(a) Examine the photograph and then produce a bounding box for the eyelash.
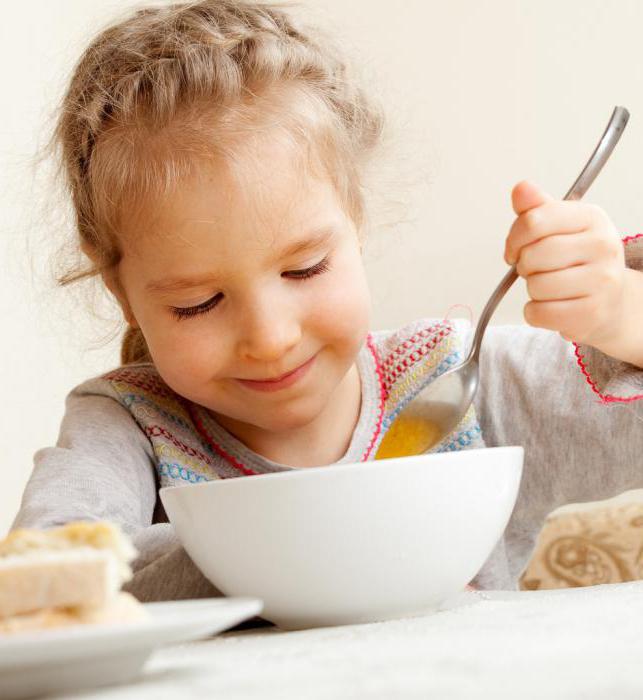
[169,256,331,321]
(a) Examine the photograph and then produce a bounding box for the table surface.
[48,581,643,700]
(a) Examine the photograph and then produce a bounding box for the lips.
[236,354,317,393]
[257,365,305,383]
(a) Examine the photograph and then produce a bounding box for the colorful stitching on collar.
[361,333,387,461]
[146,424,218,467]
[382,324,454,391]
[185,402,258,476]
[380,321,454,380]
[103,367,175,399]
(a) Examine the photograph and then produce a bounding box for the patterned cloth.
[521,499,643,590]
[101,318,485,489]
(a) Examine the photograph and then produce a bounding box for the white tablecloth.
[50,582,643,699]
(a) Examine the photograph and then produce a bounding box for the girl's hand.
[504,180,631,351]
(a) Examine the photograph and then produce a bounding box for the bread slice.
[0,521,148,634]
[0,591,147,634]
[0,547,123,618]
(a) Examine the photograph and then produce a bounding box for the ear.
[103,268,139,330]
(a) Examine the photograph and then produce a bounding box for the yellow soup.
[375,414,442,459]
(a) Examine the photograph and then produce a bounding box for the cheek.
[306,256,371,348]
[143,315,230,388]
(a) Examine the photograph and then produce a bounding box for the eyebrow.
[144,227,336,294]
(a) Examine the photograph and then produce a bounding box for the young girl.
[12,0,643,600]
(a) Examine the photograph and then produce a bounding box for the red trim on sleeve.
[571,233,643,404]
[572,342,643,404]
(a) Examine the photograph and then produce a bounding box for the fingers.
[505,201,597,265]
[523,297,603,341]
[525,264,604,302]
[508,181,627,347]
[514,232,594,276]
[511,180,554,216]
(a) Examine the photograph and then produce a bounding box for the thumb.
[511,180,554,216]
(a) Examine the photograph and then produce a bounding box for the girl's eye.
[170,293,223,321]
[283,256,331,280]
[169,257,330,321]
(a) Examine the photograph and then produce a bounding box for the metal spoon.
[385,106,630,456]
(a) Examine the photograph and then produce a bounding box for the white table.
[49,582,643,699]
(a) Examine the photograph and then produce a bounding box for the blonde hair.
[43,0,384,365]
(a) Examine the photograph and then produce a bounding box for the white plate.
[0,597,263,700]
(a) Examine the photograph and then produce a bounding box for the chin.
[253,399,324,433]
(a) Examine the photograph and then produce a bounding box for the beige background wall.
[3,0,643,536]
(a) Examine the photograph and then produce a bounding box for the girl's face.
[114,136,371,436]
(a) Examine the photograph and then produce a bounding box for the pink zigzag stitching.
[145,424,216,468]
[380,321,454,376]
[186,402,259,477]
[103,368,177,401]
[361,333,387,461]
[572,233,643,403]
[104,368,217,465]
[382,329,453,391]
[381,321,455,392]
[362,323,456,459]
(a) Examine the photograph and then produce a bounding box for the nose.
[235,294,302,363]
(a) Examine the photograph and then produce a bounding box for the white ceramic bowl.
[160,446,523,630]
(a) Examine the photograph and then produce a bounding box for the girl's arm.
[124,524,223,601]
[12,383,221,602]
[473,320,643,586]
[472,180,643,587]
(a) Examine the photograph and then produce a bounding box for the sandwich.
[0,520,148,634]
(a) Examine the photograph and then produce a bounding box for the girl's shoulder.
[66,361,183,411]
[65,363,229,487]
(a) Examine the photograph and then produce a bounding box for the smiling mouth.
[257,366,303,382]
[235,354,317,392]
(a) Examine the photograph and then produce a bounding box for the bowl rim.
[159,445,524,496]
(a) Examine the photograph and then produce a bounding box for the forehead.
[119,137,347,264]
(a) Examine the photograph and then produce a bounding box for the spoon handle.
[466,106,630,364]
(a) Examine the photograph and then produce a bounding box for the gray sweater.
[11,237,643,599]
